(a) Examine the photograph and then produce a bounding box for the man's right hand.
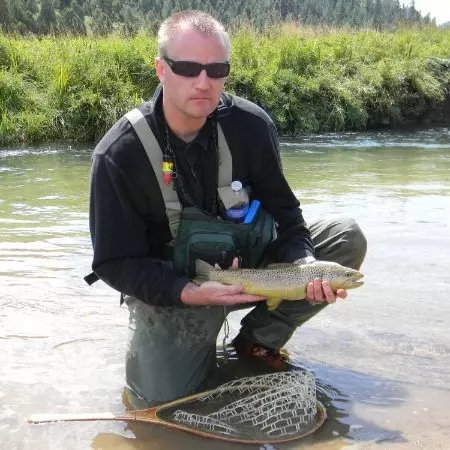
[180,281,266,307]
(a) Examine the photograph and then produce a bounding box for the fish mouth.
[346,272,364,288]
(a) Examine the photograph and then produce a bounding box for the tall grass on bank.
[1,26,449,146]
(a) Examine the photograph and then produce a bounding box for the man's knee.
[313,215,367,269]
[341,217,367,268]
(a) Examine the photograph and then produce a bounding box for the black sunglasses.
[164,57,230,79]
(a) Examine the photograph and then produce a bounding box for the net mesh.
[166,371,319,440]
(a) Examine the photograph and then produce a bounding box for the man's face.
[156,28,229,121]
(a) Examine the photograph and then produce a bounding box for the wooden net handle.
[28,410,157,424]
[29,412,116,423]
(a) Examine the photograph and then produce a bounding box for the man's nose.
[194,69,210,88]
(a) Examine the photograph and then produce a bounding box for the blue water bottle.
[225,181,249,221]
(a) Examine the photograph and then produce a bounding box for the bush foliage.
[0,26,449,146]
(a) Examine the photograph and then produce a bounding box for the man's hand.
[181,257,266,307]
[180,281,266,307]
[305,279,347,305]
[293,256,348,305]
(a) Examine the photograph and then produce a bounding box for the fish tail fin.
[266,297,282,311]
[193,259,215,284]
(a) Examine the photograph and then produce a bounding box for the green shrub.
[0,26,449,145]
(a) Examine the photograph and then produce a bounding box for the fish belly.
[242,283,307,303]
[213,272,308,310]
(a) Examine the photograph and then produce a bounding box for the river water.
[1,128,449,450]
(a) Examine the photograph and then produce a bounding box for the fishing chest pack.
[172,205,274,277]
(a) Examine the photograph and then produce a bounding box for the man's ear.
[155,58,165,83]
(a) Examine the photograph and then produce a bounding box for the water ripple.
[281,127,450,150]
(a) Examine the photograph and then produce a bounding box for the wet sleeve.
[250,121,315,263]
[89,152,189,306]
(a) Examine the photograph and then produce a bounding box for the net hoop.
[151,400,327,444]
[154,370,327,444]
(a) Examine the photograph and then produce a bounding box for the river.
[1,128,449,450]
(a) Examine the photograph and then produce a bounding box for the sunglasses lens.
[206,63,230,78]
[173,61,202,77]
[167,58,230,78]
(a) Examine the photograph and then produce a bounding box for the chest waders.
[121,109,274,404]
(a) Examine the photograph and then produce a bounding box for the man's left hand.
[305,279,347,305]
[293,256,348,305]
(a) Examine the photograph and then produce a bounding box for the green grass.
[1,26,449,146]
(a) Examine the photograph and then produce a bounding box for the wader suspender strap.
[124,108,233,237]
[124,108,180,212]
[216,125,233,187]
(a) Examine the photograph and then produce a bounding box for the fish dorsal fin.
[195,259,214,274]
[193,259,217,284]
[265,263,295,269]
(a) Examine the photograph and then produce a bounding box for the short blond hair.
[157,10,230,58]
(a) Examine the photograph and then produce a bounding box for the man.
[87,11,366,406]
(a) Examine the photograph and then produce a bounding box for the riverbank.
[1,26,449,146]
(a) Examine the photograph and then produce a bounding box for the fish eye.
[345,272,353,277]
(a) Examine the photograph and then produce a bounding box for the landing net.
[160,370,323,441]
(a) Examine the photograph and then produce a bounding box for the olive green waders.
[124,215,367,405]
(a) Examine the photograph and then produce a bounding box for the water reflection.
[314,369,407,445]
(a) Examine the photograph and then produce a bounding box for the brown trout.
[194,260,364,311]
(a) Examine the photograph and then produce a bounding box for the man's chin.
[186,106,217,120]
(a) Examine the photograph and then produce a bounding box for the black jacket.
[89,86,315,306]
